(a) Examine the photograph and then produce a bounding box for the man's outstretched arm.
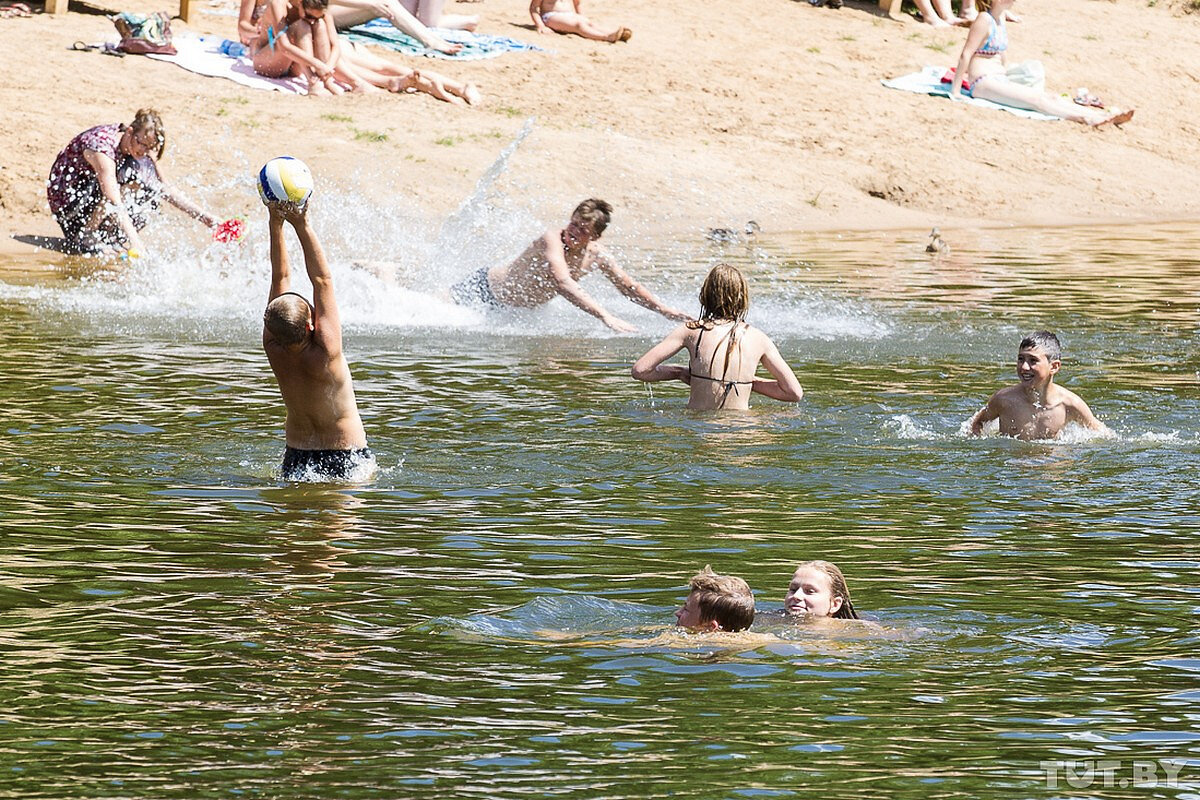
[281,203,342,354]
[268,204,290,302]
[594,249,690,321]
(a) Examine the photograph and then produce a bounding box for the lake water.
[1,215,1198,799]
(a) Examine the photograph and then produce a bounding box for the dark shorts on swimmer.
[449,267,501,308]
[281,446,375,481]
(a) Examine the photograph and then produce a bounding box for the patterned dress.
[46,124,161,250]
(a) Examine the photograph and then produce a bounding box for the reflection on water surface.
[0,221,1198,799]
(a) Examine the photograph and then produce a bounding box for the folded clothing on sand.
[881,65,1059,121]
[344,20,546,60]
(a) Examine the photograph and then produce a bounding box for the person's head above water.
[698,263,749,322]
[1017,330,1062,387]
[563,198,612,248]
[785,560,860,620]
[264,292,314,347]
[675,565,755,632]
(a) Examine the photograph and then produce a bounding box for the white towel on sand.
[147,33,308,94]
[882,65,1059,121]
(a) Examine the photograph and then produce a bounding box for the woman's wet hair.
[795,560,860,620]
[571,198,613,236]
[697,263,749,323]
[264,294,313,345]
[130,108,166,160]
[1019,330,1062,362]
[301,0,329,9]
[690,565,756,632]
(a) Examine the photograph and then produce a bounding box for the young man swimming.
[969,330,1107,440]
[450,198,689,333]
[674,566,756,632]
[262,201,373,481]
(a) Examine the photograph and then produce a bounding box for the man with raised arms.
[450,198,689,332]
[262,201,373,481]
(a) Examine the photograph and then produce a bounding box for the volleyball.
[257,156,314,206]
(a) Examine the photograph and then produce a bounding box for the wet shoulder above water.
[0,221,1198,800]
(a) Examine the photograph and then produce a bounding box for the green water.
[1,222,1198,799]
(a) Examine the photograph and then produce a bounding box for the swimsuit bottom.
[281,446,374,481]
[541,11,568,22]
[449,267,501,308]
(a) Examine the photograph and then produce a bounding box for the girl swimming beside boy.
[949,0,1134,126]
[785,561,859,620]
[631,264,803,411]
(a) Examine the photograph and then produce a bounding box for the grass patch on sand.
[353,129,389,142]
[322,113,354,123]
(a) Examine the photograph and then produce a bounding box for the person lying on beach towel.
[950,0,1133,126]
[338,41,482,103]
[530,0,631,43]
[330,0,477,54]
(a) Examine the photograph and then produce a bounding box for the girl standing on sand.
[949,0,1133,126]
[631,264,803,411]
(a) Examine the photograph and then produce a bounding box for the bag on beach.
[112,11,177,55]
[1005,60,1045,92]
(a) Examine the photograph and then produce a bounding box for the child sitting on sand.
[675,566,756,632]
[631,264,804,410]
[530,0,631,43]
[969,330,1107,440]
[785,561,860,620]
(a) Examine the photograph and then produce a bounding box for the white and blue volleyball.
[257,156,314,206]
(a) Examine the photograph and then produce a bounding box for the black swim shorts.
[281,446,375,481]
[449,267,500,308]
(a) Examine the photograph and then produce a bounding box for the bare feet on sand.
[464,82,482,106]
[1092,108,1135,128]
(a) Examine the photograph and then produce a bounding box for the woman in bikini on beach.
[949,0,1134,126]
[632,264,804,411]
[244,0,480,102]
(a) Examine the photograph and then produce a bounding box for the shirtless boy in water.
[263,201,373,481]
[969,331,1107,440]
[450,199,689,332]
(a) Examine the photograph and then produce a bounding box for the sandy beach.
[3,0,1199,253]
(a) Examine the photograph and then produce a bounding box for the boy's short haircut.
[264,294,313,346]
[689,565,755,632]
[1019,330,1062,362]
[572,198,613,236]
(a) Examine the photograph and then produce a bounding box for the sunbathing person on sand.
[329,0,477,54]
[530,0,631,42]
[252,0,349,95]
[241,0,473,55]
[450,199,688,332]
[950,0,1133,126]
[338,43,482,103]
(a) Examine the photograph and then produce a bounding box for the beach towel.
[882,65,1059,121]
[146,33,308,93]
[344,20,546,60]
